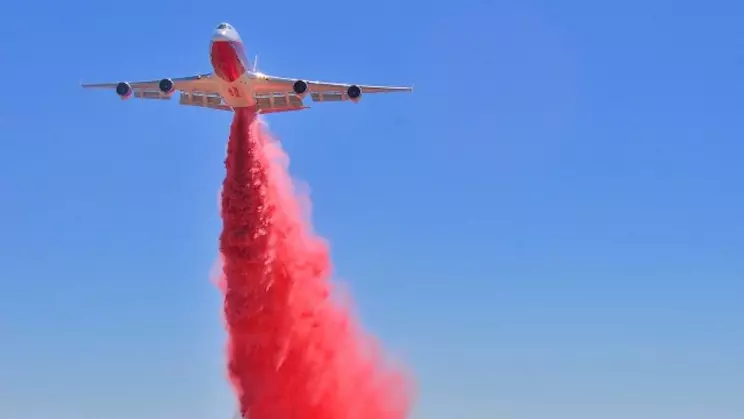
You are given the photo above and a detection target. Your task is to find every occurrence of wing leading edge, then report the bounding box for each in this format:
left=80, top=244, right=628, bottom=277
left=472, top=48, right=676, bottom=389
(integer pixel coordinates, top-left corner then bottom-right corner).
left=80, top=73, right=217, bottom=92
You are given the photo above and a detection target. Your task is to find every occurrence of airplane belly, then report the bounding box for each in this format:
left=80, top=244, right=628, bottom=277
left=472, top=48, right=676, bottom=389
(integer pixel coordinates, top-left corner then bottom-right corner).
left=219, top=78, right=256, bottom=108
left=210, top=39, right=256, bottom=108
left=210, top=41, right=245, bottom=83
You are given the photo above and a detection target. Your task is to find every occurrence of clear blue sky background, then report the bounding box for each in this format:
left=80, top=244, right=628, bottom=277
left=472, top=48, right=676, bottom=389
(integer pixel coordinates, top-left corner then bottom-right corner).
left=1, top=0, right=742, bottom=418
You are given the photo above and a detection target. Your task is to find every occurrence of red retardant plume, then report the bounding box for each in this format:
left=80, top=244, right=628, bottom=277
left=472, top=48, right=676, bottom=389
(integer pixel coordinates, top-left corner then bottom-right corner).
left=215, top=107, right=413, bottom=419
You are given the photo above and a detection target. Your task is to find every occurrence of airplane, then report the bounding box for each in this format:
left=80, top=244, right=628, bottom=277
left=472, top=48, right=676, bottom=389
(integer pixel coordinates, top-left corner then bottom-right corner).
left=81, top=22, right=413, bottom=114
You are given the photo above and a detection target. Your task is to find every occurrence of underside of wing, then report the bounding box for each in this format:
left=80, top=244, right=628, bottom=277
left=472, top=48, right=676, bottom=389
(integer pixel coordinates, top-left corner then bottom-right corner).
left=254, top=92, right=309, bottom=114
left=81, top=73, right=219, bottom=101
left=252, top=73, right=413, bottom=104
left=179, top=91, right=232, bottom=111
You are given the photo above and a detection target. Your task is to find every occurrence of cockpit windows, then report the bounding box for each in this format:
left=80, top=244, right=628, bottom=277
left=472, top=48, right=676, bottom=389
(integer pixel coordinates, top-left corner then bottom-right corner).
left=217, top=23, right=230, bottom=30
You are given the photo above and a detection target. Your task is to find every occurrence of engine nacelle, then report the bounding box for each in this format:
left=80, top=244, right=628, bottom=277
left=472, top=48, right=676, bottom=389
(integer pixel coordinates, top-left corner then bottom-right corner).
left=159, top=78, right=175, bottom=94
left=347, top=85, right=362, bottom=103
left=116, top=82, right=132, bottom=100
left=292, top=80, right=309, bottom=99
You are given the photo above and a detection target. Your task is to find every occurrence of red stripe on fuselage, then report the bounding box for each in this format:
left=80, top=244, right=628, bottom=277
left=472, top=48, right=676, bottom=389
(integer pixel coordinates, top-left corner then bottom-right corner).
left=210, top=41, right=247, bottom=83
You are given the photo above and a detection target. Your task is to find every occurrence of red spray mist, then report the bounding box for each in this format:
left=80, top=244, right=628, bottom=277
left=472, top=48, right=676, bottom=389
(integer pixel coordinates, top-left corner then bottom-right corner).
left=216, top=107, right=413, bottom=419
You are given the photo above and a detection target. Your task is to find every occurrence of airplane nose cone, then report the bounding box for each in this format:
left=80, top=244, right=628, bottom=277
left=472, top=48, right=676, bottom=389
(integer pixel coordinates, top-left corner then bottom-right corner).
left=212, top=29, right=230, bottom=42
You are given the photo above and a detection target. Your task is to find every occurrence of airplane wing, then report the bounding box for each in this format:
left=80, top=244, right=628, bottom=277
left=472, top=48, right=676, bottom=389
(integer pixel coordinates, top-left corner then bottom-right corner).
left=252, top=73, right=413, bottom=103
left=81, top=73, right=228, bottom=110
left=81, top=73, right=218, bottom=93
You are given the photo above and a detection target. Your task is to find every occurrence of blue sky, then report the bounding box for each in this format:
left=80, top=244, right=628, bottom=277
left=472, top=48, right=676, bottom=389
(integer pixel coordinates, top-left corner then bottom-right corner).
left=1, top=0, right=743, bottom=418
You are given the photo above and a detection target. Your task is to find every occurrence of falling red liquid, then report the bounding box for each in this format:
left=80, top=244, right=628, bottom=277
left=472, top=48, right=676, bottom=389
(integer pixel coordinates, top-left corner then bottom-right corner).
left=215, top=107, right=413, bottom=419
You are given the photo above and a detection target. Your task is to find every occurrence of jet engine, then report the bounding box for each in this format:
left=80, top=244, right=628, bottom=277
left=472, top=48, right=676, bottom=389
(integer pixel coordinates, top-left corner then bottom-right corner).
left=292, top=80, right=309, bottom=98
left=347, top=85, right=362, bottom=103
left=116, top=82, right=132, bottom=99
left=159, top=78, right=175, bottom=94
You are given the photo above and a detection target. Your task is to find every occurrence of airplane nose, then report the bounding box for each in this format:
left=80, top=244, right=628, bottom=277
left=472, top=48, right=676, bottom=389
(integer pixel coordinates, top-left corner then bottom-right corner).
left=212, top=29, right=230, bottom=42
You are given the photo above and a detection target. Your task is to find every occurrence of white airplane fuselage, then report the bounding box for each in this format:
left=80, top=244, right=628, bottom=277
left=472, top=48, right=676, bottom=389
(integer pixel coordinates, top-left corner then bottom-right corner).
left=209, top=24, right=264, bottom=108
